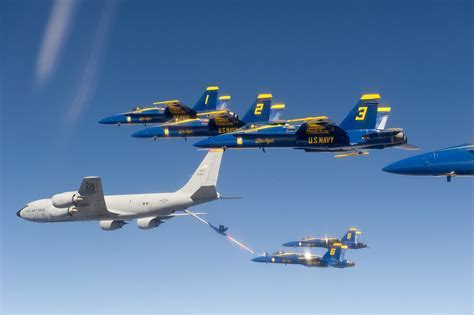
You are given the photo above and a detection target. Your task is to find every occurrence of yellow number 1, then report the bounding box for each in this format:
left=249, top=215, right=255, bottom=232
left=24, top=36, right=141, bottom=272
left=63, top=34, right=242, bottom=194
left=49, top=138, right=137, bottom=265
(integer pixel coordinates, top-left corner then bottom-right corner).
left=254, top=103, right=264, bottom=115
left=355, top=106, right=368, bottom=120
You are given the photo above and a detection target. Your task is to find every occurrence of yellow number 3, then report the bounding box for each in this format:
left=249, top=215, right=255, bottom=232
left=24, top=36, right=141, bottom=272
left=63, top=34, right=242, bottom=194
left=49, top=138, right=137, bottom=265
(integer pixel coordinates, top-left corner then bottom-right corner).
left=254, top=103, right=264, bottom=115
left=355, top=106, right=368, bottom=120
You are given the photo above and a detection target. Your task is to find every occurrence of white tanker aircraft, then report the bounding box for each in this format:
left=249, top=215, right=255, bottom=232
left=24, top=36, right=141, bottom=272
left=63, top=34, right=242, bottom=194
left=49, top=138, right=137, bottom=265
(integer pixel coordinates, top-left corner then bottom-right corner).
left=17, top=149, right=224, bottom=230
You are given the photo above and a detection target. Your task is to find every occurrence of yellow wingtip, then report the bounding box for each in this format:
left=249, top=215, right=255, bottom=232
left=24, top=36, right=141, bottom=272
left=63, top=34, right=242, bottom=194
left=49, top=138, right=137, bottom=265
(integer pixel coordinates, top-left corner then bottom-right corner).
left=218, top=95, right=231, bottom=100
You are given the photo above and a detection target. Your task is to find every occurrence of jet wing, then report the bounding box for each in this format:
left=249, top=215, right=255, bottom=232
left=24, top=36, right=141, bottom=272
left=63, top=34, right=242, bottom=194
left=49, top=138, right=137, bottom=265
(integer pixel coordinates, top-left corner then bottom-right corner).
left=77, top=176, right=109, bottom=215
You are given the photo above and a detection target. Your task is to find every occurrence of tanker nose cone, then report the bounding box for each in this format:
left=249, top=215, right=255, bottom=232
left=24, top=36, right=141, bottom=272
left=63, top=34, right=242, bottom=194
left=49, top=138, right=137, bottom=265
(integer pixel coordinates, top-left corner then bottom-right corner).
left=17, top=205, right=27, bottom=218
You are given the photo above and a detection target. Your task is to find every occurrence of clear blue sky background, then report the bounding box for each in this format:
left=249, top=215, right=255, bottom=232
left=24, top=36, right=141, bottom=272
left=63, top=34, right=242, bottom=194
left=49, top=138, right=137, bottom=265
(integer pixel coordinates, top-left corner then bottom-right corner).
left=1, top=0, right=472, bottom=314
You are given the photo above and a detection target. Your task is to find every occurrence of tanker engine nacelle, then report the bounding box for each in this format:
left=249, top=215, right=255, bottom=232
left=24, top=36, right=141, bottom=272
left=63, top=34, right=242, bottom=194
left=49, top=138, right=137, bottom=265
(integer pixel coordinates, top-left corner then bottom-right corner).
left=51, top=191, right=84, bottom=208
left=137, top=217, right=163, bottom=230
left=100, top=220, right=127, bottom=231
left=48, top=206, right=79, bottom=218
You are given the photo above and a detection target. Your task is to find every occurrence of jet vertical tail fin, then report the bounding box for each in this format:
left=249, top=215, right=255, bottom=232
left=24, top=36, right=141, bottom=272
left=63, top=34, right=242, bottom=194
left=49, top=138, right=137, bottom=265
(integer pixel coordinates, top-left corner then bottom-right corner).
left=376, top=106, right=391, bottom=130
left=242, top=94, right=272, bottom=124
left=340, top=94, right=380, bottom=131
left=341, top=228, right=360, bottom=245
left=322, top=243, right=346, bottom=261
left=178, top=149, right=224, bottom=200
left=193, top=86, right=219, bottom=112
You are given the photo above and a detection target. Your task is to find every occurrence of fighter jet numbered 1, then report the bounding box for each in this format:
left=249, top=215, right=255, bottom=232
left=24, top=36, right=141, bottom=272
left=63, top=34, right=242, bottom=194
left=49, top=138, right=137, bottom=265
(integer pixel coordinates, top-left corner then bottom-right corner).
left=98, top=86, right=220, bottom=126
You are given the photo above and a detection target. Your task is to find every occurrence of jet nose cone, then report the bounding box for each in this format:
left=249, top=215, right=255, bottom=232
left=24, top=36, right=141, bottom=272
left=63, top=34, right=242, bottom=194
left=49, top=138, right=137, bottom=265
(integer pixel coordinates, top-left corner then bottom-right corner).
left=132, top=127, right=164, bottom=138
left=193, top=138, right=213, bottom=148
left=98, top=114, right=128, bottom=125
left=383, top=158, right=424, bottom=175
left=282, top=242, right=296, bottom=247
left=382, top=161, right=404, bottom=174
left=194, top=136, right=225, bottom=148
left=251, top=256, right=268, bottom=263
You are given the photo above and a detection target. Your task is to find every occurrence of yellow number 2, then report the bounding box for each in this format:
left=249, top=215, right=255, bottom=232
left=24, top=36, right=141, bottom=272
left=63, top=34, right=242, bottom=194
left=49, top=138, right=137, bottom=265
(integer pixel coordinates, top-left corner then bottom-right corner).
left=254, top=103, right=264, bottom=115
left=355, top=106, right=368, bottom=120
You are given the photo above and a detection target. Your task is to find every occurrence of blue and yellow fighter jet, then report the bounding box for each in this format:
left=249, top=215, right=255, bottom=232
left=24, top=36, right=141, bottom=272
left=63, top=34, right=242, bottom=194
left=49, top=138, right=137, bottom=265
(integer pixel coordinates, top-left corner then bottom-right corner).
left=383, top=142, right=474, bottom=182
left=130, top=94, right=284, bottom=139
left=282, top=228, right=367, bottom=249
left=252, top=243, right=355, bottom=268
left=194, top=94, right=418, bottom=156
left=98, top=86, right=220, bottom=125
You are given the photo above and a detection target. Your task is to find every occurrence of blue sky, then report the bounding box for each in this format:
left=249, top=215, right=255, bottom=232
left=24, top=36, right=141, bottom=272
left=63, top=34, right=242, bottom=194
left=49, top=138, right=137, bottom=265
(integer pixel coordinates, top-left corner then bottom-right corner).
left=1, top=0, right=472, bottom=314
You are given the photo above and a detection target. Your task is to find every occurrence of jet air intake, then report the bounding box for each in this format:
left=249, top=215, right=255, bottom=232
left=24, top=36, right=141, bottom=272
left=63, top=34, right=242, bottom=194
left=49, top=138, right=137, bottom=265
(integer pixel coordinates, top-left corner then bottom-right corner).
left=51, top=191, right=84, bottom=208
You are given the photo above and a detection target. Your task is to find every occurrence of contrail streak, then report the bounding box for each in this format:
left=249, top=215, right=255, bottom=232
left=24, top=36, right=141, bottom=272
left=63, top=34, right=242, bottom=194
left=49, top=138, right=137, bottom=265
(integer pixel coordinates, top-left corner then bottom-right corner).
left=35, top=0, right=77, bottom=84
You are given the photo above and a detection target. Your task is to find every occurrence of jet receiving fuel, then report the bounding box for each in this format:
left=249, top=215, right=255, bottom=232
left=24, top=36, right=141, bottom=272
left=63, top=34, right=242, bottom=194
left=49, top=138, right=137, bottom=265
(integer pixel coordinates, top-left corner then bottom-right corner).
left=252, top=243, right=355, bottom=268
left=131, top=94, right=285, bottom=139
left=282, top=228, right=367, bottom=249
left=194, top=94, right=418, bottom=156
left=383, top=142, right=474, bottom=182
left=17, top=150, right=225, bottom=230
left=98, top=86, right=220, bottom=125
